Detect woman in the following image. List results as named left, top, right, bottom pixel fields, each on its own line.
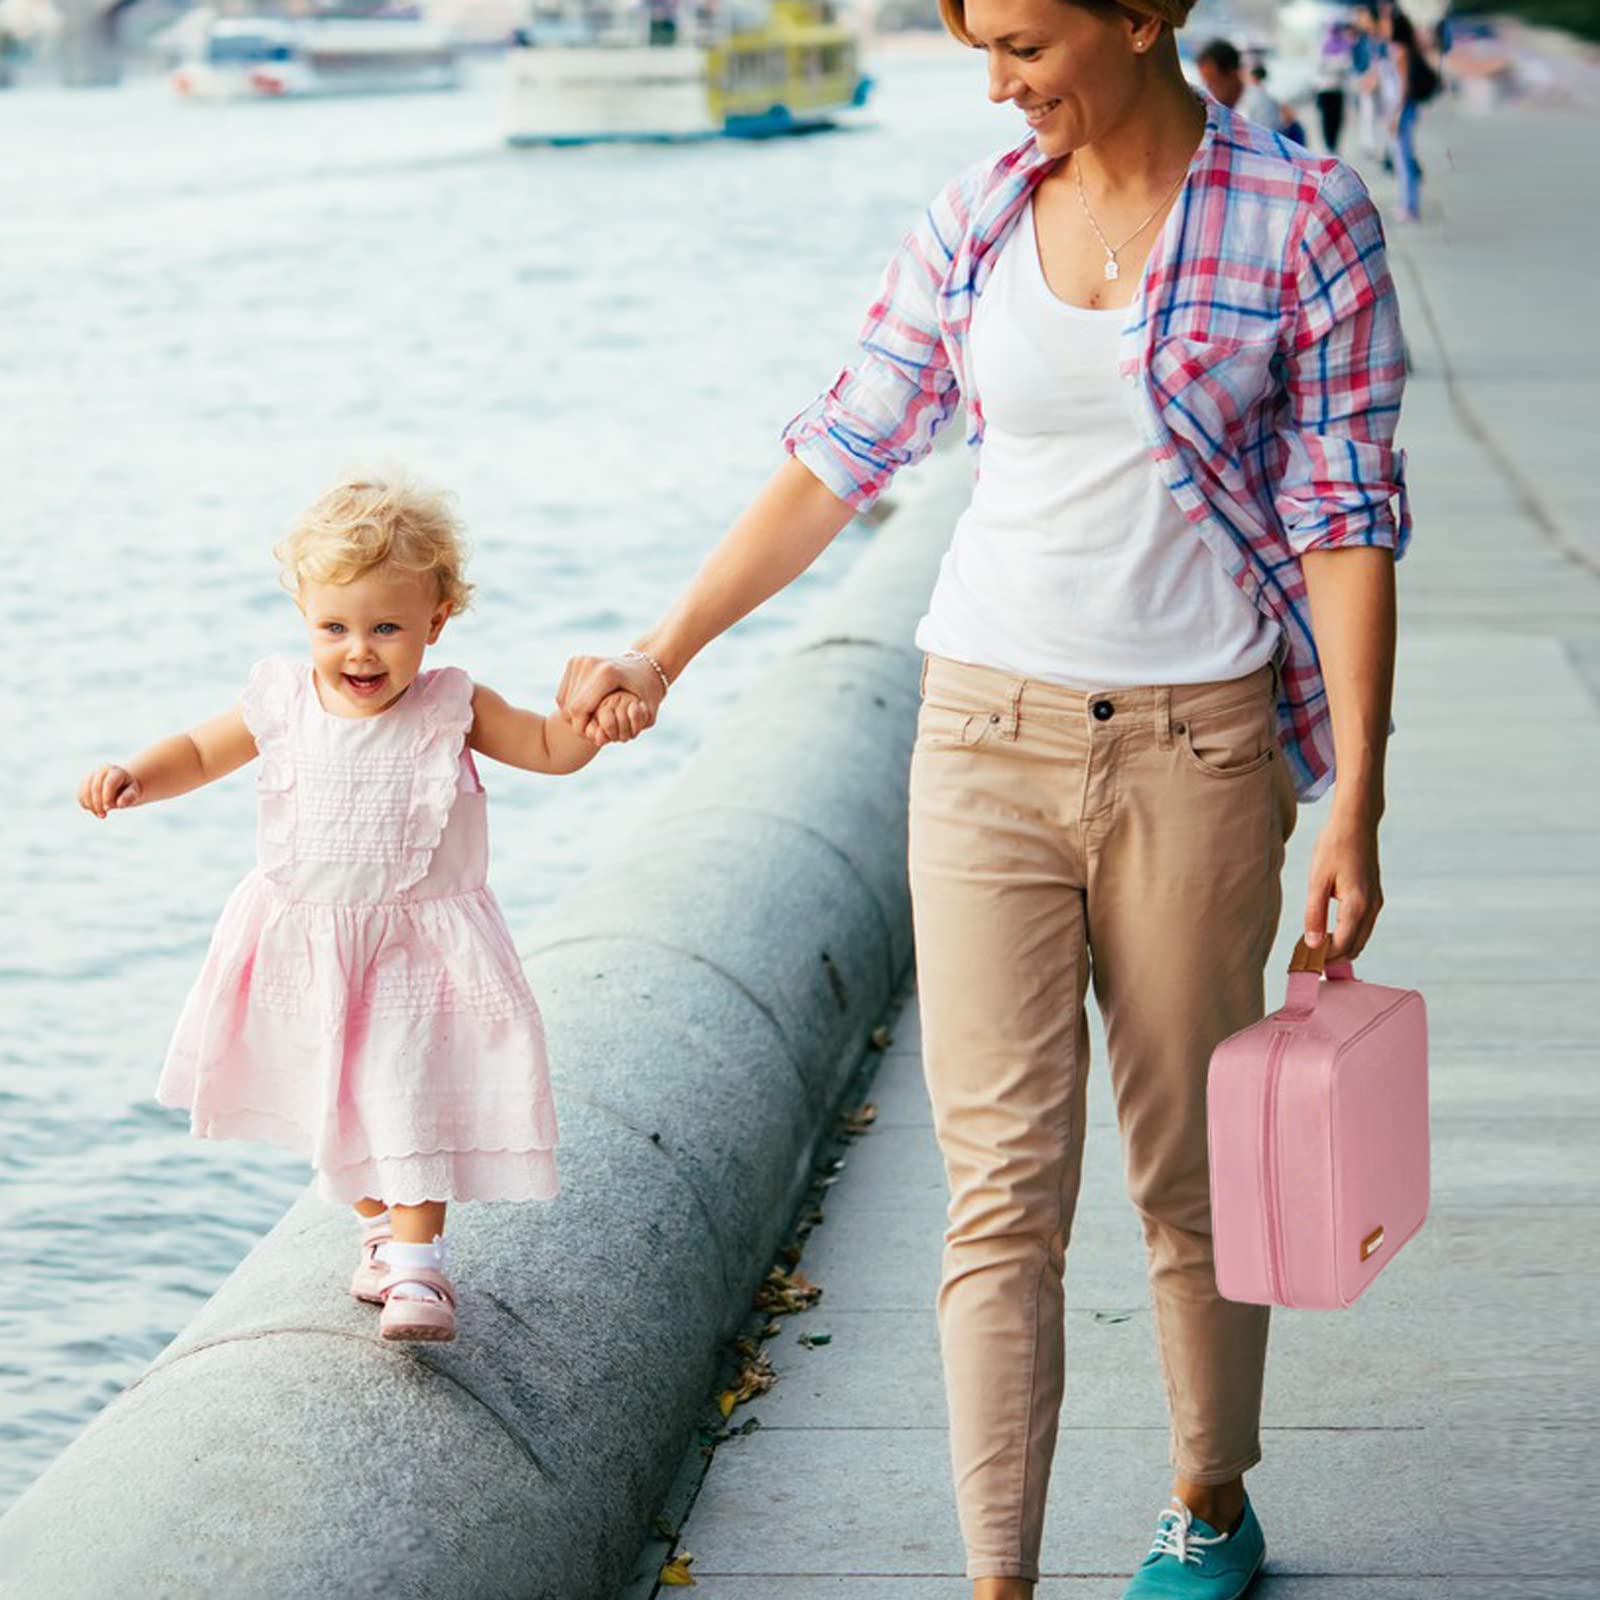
left=1382, top=6, right=1437, bottom=221
left=559, top=0, right=1410, bottom=1593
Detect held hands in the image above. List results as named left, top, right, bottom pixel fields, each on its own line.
left=1303, top=811, right=1383, bottom=965
left=78, top=763, right=143, bottom=819
left=556, top=653, right=668, bottom=747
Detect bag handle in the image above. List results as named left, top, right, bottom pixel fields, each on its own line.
left=1281, top=937, right=1356, bottom=1019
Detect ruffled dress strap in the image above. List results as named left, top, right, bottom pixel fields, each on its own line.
left=396, top=666, right=476, bottom=896
left=240, top=657, right=303, bottom=886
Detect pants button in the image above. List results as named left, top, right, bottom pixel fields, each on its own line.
left=1092, top=699, right=1115, bottom=721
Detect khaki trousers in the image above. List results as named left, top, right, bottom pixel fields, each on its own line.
left=907, top=651, right=1298, bottom=1583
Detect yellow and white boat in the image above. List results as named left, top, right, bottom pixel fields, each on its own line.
left=500, top=0, right=873, bottom=145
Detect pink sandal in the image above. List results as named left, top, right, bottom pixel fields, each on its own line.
left=378, top=1266, right=458, bottom=1342
left=349, top=1219, right=393, bottom=1305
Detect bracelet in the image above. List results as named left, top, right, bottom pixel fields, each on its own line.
left=621, top=648, right=671, bottom=697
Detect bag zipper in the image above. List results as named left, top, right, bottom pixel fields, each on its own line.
left=1261, top=1030, right=1291, bottom=1302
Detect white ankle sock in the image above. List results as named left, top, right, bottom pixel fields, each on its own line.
left=378, top=1238, right=447, bottom=1302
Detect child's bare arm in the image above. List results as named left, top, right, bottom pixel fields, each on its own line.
left=469, top=683, right=646, bottom=775
left=78, top=707, right=258, bottom=818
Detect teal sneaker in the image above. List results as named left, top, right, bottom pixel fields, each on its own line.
left=1117, top=1493, right=1266, bottom=1599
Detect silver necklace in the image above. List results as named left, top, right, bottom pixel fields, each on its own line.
left=1072, top=155, right=1190, bottom=282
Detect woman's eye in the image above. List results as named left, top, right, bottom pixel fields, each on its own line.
left=1014, top=46, right=1041, bottom=59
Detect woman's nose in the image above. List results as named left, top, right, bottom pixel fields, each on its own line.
left=986, top=54, right=1021, bottom=104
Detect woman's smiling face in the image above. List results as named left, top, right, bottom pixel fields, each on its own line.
left=298, top=566, right=451, bottom=717
left=963, top=0, right=1152, bottom=157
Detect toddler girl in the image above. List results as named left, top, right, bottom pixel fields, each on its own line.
left=77, top=475, right=655, bottom=1342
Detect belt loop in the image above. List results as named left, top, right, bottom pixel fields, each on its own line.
left=1005, top=675, right=1023, bottom=740
left=1155, top=685, right=1173, bottom=749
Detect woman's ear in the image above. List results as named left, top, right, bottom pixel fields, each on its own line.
left=1124, top=9, right=1163, bottom=52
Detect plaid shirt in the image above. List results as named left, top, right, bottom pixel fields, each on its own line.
left=783, top=94, right=1412, bottom=801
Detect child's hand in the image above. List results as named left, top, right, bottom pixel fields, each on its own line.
left=584, top=690, right=653, bottom=747
left=78, top=763, right=143, bottom=819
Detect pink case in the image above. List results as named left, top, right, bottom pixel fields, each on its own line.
left=1207, top=940, right=1430, bottom=1309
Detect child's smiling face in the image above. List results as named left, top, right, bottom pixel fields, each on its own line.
left=297, top=566, right=452, bottom=717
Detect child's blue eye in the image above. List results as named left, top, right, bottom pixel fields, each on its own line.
left=324, top=623, right=345, bottom=635
left=375, top=623, right=399, bottom=635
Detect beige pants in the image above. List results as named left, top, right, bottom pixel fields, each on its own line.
left=907, top=651, right=1298, bottom=1583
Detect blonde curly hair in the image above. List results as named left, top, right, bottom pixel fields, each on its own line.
left=275, top=474, right=475, bottom=614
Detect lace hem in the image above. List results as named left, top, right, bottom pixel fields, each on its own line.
left=162, top=1092, right=560, bottom=1205
left=395, top=666, right=475, bottom=896
left=316, top=1147, right=561, bottom=1206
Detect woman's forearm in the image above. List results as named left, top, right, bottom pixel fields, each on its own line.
left=632, top=456, right=857, bottom=683
left=1300, top=547, right=1397, bottom=824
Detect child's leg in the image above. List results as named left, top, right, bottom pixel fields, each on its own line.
left=354, top=1196, right=388, bottom=1221
left=381, top=1201, right=450, bottom=1303
left=391, top=1201, right=446, bottom=1243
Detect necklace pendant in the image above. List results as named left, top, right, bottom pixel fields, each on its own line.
left=1104, top=258, right=1120, bottom=282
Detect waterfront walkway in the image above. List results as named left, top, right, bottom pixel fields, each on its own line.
left=622, top=94, right=1600, bottom=1597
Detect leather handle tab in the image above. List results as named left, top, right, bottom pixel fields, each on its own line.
left=1281, top=937, right=1357, bottom=1019
left=1288, top=937, right=1328, bottom=976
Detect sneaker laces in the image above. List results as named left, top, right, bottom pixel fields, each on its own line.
left=1147, top=1497, right=1230, bottom=1567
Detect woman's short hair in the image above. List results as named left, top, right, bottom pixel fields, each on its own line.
left=275, top=474, right=475, bottom=614
left=938, top=0, right=1194, bottom=47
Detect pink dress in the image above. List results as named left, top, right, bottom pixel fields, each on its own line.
left=157, top=657, right=560, bottom=1207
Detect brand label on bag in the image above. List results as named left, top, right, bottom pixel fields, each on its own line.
left=1360, top=1225, right=1385, bottom=1261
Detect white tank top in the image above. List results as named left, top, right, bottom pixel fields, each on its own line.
left=914, top=194, right=1278, bottom=689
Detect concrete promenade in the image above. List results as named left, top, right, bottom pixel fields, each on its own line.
left=622, top=97, right=1600, bottom=1597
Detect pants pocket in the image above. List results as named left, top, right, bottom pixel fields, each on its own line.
left=916, top=699, right=1000, bottom=751
left=1174, top=695, right=1275, bottom=780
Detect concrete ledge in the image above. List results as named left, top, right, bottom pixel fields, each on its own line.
left=0, top=447, right=972, bottom=1600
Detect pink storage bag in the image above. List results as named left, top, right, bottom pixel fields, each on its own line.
left=1207, top=938, right=1430, bottom=1309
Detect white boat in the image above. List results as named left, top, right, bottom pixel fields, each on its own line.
left=170, top=12, right=460, bottom=100
left=500, top=0, right=873, bottom=145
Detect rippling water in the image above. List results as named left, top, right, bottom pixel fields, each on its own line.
left=0, top=49, right=1012, bottom=1506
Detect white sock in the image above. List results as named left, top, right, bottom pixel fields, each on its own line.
left=378, top=1237, right=447, bottom=1303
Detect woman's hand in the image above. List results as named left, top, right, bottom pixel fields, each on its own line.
left=1303, top=811, right=1383, bottom=963
left=78, top=763, right=142, bottom=818
left=557, top=654, right=666, bottom=745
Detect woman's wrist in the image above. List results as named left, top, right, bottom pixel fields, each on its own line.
left=1330, top=783, right=1385, bottom=830
left=620, top=648, right=671, bottom=698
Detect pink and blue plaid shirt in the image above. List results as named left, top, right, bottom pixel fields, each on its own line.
left=782, top=94, right=1412, bottom=801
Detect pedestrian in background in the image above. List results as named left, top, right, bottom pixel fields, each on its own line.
left=1382, top=5, right=1439, bottom=220
left=1315, top=17, right=1355, bottom=152
left=1351, top=3, right=1385, bottom=159
left=1248, top=60, right=1307, bottom=145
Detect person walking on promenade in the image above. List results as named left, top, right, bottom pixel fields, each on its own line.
left=557, top=0, right=1411, bottom=1589
left=1381, top=5, right=1438, bottom=221
left=1351, top=3, right=1386, bottom=158
left=77, top=476, right=646, bottom=1343
left=1195, top=40, right=1303, bottom=146
left=1314, top=17, right=1355, bottom=152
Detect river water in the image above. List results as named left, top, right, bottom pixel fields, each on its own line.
left=0, top=49, right=1013, bottom=1507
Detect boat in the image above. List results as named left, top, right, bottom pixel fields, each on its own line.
left=500, top=0, right=873, bottom=145
left=170, top=11, right=460, bottom=99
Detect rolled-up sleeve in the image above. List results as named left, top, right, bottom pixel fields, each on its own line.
left=1274, top=162, right=1413, bottom=558
left=781, top=177, right=967, bottom=513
